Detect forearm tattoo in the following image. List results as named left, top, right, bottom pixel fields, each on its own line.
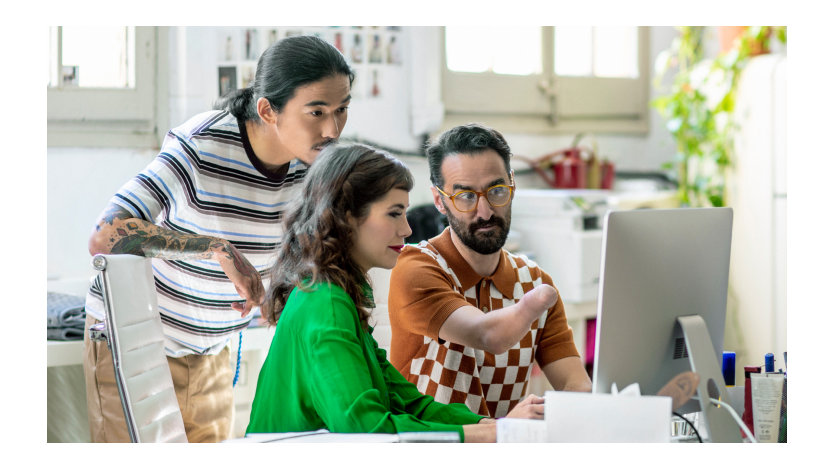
left=98, top=204, right=222, bottom=260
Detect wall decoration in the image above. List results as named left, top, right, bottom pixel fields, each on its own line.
left=386, top=34, right=401, bottom=65
left=241, top=65, right=255, bottom=89
left=218, top=66, right=237, bottom=98
left=244, top=29, right=260, bottom=60
left=350, top=33, right=364, bottom=63
left=62, top=65, right=79, bottom=87
left=370, top=68, right=381, bottom=97
left=368, top=34, right=384, bottom=63
left=221, top=34, right=236, bottom=62
left=214, top=26, right=405, bottom=103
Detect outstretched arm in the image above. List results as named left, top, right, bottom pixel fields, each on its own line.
left=88, top=203, right=264, bottom=316
left=438, top=284, right=558, bottom=355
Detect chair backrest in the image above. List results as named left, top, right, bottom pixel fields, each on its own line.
left=92, top=254, right=188, bottom=443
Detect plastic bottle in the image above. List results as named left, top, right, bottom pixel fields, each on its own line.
left=765, top=352, right=775, bottom=373
left=722, top=351, right=736, bottom=386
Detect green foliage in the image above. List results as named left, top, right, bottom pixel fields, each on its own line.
left=651, top=26, right=786, bottom=207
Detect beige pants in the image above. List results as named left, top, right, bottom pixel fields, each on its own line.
left=83, top=316, right=234, bottom=443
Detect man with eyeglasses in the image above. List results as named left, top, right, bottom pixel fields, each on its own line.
left=388, top=123, right=591, bottom=421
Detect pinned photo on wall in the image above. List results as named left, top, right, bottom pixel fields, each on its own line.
left=218, top=66, right=237, bottom=98
left=267, top=29, right=278, bottom=48
left=350, top=33, right=364, bottom=64
left=332, top=31, right=344, bottom=53
left=221, top=33, right=237, bottom=62
left=244, top=28, right=260, bottom=61
left=241, top=65, right=255, bottom=89
left=368, top=34, right=384, bottom=64
left=386, top=34, right=401, bottom=65
left=62, top=65, right=79, bottom=87
left=370, top=68, right=381, bottom=98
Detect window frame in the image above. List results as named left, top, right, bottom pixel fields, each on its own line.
left=441, top=26, right=650, bottom=135
left=47, top=26, right=169, bottom=148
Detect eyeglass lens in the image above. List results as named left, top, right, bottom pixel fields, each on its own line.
left=453, top=186, right=511, bottom=211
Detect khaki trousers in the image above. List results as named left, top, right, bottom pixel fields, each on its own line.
left=83, top=316, right=234, bottom=443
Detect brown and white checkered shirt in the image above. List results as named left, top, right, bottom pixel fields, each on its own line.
left=388, top=228, right=579, bottom=418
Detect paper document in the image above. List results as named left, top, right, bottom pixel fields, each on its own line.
left=496, top=418, right=547, bottom=443
left=225, top=430, right=400, bottom=443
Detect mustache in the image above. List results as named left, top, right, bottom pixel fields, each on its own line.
left=314, top=138, right=336, bottom=149
left=469, top=215, right=506, bottom=233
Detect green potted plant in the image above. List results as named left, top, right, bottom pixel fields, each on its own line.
left=651, top=26, right=786, bottom=207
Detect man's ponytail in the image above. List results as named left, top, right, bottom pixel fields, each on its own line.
left=215, top=87, right=257, bottom=121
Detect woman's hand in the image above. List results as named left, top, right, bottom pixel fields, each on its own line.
left=462, top=422, right=496, bottom=443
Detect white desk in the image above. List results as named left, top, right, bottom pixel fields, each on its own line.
left=226, top=430, right=459, bottom=443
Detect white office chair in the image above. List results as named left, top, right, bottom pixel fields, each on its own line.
left=89, top=254, right=188, bottom=443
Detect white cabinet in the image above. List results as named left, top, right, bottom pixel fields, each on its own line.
left=725, top=54, right=787, bottom=376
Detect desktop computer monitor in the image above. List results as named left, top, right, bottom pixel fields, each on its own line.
left=591, top=207, right=741, bottom=442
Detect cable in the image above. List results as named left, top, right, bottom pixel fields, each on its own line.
left=672, top=412, right=703, bottom=443
left=232, top=330, right=242, bottom=387
left=709, top=398, right=757, bottom=443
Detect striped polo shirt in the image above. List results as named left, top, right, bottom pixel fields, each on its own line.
left=85, top=110, right=307, bottom=357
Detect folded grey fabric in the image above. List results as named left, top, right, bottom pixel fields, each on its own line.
left=47, top=326, right=85, bottom=341
left=47, top=292, right=86, bottom=328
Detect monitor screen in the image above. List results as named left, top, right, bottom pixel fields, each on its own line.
left=591, top=207, right=733, bottom=400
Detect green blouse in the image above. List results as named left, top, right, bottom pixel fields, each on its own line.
left=246, top=281, right=483, bottom=441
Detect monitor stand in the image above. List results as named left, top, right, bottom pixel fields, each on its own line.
left=677, top=315, right=743, bottom=443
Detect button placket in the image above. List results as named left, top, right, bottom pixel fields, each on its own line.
left=479, top=280, right=491, bottom=314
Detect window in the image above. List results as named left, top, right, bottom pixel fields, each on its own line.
left=442, top=26, right=650, bottom=134
left=47, top=26, right=167, bottom=147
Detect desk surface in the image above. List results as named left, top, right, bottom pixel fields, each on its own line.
left=225, top=430, right=460, bottom=443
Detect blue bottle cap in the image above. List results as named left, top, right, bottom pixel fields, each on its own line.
left=765, top=353, right=775, bottom=373
left=722, top=351, right=736, bottom=386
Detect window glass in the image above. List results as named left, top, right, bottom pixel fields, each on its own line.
left=555, top=26, right=638, bottom=78
left=446, top=26, right=541, bottom=75
left=49, top=26, right=135, bottom=88
left=593, top=26, right=638, bottom=78
left=554, top=26, right=593, bottom=76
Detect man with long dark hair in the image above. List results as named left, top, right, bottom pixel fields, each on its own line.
left=388, top=124, right=592, bottom=420
left=84, top=35, right=353, bottom=442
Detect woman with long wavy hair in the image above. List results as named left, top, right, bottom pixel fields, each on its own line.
left=246, top=143, right=497, bottom=442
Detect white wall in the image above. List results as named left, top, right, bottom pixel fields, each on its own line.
left=47, top=148, right=156, bottom=295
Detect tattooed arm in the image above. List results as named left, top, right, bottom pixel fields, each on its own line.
left=88, top=203, right=264, bottom=317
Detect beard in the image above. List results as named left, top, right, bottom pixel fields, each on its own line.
left=445, top=202, right=511, bottom=255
